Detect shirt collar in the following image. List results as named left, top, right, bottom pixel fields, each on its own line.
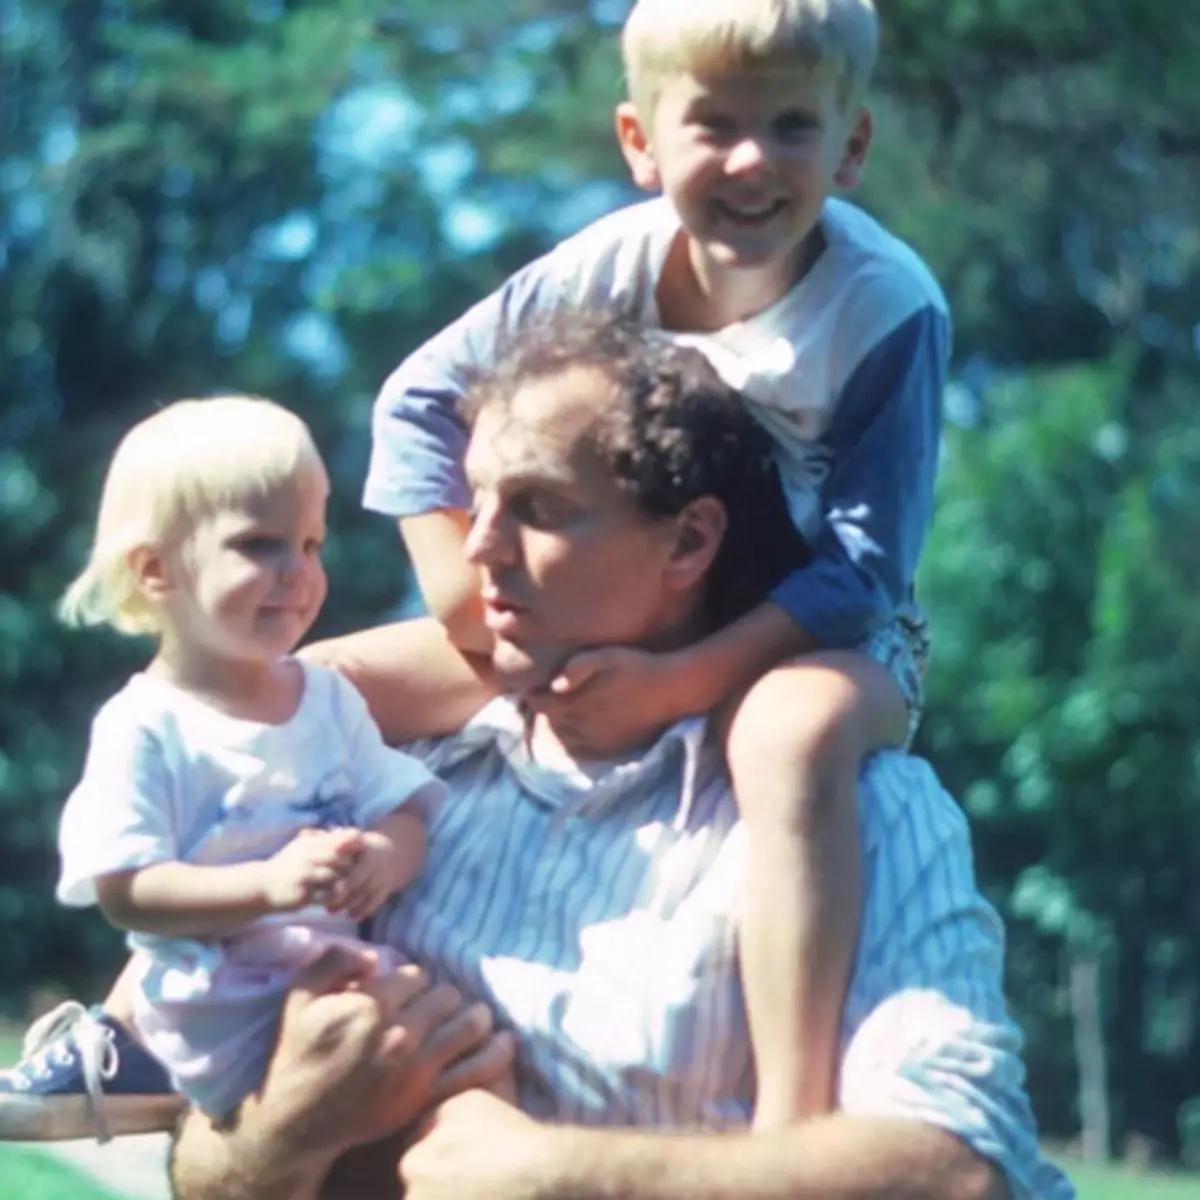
left=426, top=697, right=715, bottom=824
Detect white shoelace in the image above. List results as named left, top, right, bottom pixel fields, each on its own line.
left=5, top=1001, right=119, bottom=1142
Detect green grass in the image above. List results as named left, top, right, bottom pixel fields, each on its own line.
left=0, top=1143, right=117, bottom=1200
left=0, top=1031, right=20, bottom=1066
left=1060, top=1159, right=1200, bottom=1198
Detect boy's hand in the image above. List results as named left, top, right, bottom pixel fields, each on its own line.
left=263, top=827, right=363, bottom=913
left=534, top=647, right=696, bottom=756
left=326, top=831, right=403, bottom=921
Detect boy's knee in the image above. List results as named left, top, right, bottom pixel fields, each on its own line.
left=727, top=662, right=868, bottom=772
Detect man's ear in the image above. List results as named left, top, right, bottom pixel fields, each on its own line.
left=615, top=101, right=662, bottom=192
left=664, top=497, right=727, bottom=592
left=833, top=105, right=873, bottom=190
left=128, top=545, right=174, bottom=603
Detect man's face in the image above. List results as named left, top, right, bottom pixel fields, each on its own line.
left=462, top=366, right=689, bottom=694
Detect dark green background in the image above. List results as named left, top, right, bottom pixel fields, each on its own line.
left=2, top=0, right=1197, bottom=1171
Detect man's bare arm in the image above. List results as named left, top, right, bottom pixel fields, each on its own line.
left=169, top=949, right=513, bottom=1200
left=400, top=1091, right=1009, bottom=1200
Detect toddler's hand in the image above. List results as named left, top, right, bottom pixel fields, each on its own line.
left=264, top=827, right=363, bottom=913
left=326, top=832, right=402, bottom=922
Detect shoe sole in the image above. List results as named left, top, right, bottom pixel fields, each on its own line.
left=0, top=1094, right=187, bottom=1141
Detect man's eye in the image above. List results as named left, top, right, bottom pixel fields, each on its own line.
left=511, top=494, right=565, bottom=529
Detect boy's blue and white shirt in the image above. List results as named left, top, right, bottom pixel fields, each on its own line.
left=365, top=196, right=950, bottom=649
left=379, top=700, right=1075, bottom=1200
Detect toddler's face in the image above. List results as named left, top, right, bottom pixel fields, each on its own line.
left=621, top=65, right=869, bottom=275
left=161, top=468, right=329, bottom=666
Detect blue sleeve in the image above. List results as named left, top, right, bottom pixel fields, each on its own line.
left=362, top=254, right=568, bottom=518
left=769, top=306, right=949, bottom=647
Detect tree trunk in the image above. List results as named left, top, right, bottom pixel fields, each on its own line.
left=1070, top=947, right=1111, bottom=1162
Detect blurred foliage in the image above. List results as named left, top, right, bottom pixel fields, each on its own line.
left=1, top=0, right=1198, bottom=1167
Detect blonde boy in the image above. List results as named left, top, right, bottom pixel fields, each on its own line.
left=365, top=0, right=949, bottom=1127
left=41, top=398, right=439, bottom=1126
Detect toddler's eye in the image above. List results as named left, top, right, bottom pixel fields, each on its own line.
left=237, top=535, right=286, bottom=557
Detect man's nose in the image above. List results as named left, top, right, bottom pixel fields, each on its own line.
left=463, top=498, right=514, bottom=566
left=724, top=136, right=769, bottom=176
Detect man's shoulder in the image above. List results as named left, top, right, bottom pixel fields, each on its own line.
left=859, top=751, right=970, bottom=848
left=400, top=696, right=527, bottom=775
left=821, top=198, right=949, bottom=320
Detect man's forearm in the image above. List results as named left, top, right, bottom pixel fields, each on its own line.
left=170, top=1108, right=332, bottom=1200
left=529, top=1115, right=1007, bottom=1200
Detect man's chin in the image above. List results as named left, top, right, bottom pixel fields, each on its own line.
left=489, top=637, right=563, bottom=697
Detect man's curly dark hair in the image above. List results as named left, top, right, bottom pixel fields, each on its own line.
left=460, top=310, right=809, bottom=630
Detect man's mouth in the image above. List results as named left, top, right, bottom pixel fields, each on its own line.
left=482, top=589, right=525, bottom=632
left=712, top=198, right=788, bottom=226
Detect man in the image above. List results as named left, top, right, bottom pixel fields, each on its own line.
left=166, top=313, right=1073, bottom=1199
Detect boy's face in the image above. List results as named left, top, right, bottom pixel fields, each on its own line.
left=617, top=66, right=871, bottom=273
left=144, top=468, right=330, bottom=667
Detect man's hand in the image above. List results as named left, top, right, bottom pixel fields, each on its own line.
left=535, top=646, right=695, bottom=756
left=248, top=947, right=515, bottom=1170
left=401, top=1090, right=556, bottom=1200
left=263, top=828, right=363, bottom=912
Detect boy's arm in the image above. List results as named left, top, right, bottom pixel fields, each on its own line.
left=398, top=509, right=490, bottom=654
left=363, top=246, right=586, bottom=645
left=301, top=618, right=497, bottom=745
left=768, top=302, right=949, bottom=650
left=363, top=208, right=651, bottom=643
left=95, top=827, right=364, bottom=937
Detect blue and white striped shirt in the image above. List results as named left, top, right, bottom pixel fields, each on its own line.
left=375, top=699, right=1074, bottom=1199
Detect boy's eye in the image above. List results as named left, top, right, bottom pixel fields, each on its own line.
left=773, top=111, right=818, bottom=140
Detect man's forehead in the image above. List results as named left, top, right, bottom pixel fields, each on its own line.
left=465, top=369, right=612, bottom=485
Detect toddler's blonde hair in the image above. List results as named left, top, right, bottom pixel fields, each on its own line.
left=60, top=395, right=327, bottom=636
left=622, top=0, right=879, bottom=118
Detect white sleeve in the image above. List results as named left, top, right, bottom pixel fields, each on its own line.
left=841, top=757, right=1075, bottom=1200
left=325, top=668, right=446, bottom=830
left=56, top=697, right=180, bottom=907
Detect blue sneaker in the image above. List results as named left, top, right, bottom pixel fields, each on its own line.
left=0, top=1002, right=184, bottom=1142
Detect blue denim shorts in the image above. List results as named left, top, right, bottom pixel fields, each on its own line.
left=859, top=604, right=931, bottom=749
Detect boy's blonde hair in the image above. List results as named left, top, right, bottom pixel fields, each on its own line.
left=60, top=395, right=327, bottom=636
left=622, top=0, right=879, bottom=118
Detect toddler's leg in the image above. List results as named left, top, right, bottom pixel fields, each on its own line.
left=724, top=651, right=906, bottom=1128
left=101, top=954, right=142, bottom=1028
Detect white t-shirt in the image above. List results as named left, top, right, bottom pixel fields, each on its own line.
left=55, top=661, right=442, bottom=1116
left=58, top=662, right=440, bottom=921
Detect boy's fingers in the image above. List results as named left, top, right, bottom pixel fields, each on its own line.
left=548, top=650, right=606, bottom=695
